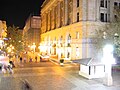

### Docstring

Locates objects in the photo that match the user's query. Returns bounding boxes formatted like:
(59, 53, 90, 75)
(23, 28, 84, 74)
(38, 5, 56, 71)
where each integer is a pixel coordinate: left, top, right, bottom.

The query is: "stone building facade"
(40, 0, 120, 60)
(23, 15, 41, 52)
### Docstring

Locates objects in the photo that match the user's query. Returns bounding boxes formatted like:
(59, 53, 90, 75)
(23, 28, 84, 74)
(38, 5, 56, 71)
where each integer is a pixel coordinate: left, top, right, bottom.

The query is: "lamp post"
(102, 44, 115, 86)
(101, 32, 118, 86)
(114, 33, 119, 55)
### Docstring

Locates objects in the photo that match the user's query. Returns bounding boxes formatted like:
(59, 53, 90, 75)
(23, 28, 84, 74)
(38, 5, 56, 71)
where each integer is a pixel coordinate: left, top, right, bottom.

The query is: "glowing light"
(7, 45, 14, 53)
(101, 44, 116, 64)
(39, 45, 47, 53)
(31, 43, 36, 52)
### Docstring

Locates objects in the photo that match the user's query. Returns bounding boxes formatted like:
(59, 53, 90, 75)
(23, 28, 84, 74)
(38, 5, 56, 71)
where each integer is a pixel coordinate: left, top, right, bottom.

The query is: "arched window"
(60, 36, 63, 47)
(100, 0, 104, 7)
(67, 34, 71, 47)
(76, 32, 79, 39)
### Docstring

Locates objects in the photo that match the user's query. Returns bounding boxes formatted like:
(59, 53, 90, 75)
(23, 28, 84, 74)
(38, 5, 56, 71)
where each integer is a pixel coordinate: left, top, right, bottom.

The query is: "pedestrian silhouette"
(20, 57, 22, 63)
(29, 57, 32, 62)
(35, 56, 37, 62)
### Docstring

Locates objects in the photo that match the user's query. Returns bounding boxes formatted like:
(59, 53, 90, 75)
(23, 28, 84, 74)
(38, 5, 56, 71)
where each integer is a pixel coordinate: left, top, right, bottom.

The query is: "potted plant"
(60, 58, 64, 66)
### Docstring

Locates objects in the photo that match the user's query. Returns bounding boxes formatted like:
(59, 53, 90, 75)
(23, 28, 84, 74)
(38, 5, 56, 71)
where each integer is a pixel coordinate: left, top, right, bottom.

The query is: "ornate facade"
(40, 0, 120, 60)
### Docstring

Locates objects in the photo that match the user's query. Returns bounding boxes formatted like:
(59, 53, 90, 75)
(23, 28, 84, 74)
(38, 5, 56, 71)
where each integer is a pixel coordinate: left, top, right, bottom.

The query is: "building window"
(68, 18, 71, 25)
(100, 0, 104, 7)
(54, 6, 57, 29)
(67, 34, 71, 47)
(119, 3, 120, 9)
(76, 32, 79, 39)
(76, 47, 80, 57)
(67, 52, 70, 58)
(114, 15, 118, 21)
(114, 2, 118, 6)
(77, 12, 79, 22)
(49, 11, 51, 30)
(46, 13, 48, 32)
(114, 2, 118, 9)
(60, 36, 62, 42)
(77, 0, 79, 7)
(60, 1, 64, 27)
(67, 0, 72, 25)
(105, 14, 107, 22)
(100, 13, 104, 22)
(105, 0, 107, 8)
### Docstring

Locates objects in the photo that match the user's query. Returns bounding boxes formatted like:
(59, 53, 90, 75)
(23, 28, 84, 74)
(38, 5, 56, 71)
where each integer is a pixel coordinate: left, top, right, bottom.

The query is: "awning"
(72, 58, 104, 66)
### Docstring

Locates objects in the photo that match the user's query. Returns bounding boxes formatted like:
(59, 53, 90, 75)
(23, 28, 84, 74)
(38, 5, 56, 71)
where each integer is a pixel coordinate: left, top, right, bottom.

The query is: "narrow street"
(0, 61, 120, 90)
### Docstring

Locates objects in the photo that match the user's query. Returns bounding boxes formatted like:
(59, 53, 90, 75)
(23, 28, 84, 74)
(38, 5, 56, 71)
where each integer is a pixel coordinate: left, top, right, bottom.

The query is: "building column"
(64, 0, 68, 25)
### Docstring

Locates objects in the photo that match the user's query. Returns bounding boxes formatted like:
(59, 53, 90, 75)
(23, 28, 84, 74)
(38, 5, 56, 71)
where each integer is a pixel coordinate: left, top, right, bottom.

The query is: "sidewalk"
(49, 55, 120, 89)
(50, 55, 72, 64)
(12, 55, 120, 90)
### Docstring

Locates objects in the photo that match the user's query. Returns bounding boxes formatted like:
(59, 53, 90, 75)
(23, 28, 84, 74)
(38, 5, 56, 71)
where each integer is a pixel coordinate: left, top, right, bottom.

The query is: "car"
(40, 55, 49, 62)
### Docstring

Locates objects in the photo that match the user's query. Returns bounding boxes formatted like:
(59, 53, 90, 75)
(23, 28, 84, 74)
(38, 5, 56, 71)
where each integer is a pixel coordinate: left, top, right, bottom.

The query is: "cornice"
(41, 0, 62, 14)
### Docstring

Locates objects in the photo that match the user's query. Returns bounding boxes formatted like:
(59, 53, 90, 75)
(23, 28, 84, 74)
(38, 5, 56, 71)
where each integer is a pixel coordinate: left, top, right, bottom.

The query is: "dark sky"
(0, 0, 45, 29)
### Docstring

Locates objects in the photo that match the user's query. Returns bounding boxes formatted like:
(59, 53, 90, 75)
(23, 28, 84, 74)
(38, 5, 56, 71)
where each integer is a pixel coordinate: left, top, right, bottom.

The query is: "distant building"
(0, 20, 7, 48)
(0, 20, 7, 39)
(40, 0, 120, 60)
(23, 15, 41, 52)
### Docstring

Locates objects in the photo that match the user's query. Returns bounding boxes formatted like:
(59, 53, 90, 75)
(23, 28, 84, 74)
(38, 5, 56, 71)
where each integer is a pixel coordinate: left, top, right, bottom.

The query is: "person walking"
(29, 57, 32, 62)
(23, 57, 27, 63)
(20, 57, 22, 63)
(35, 56, 37, 63)
(40, 56, 42, 62)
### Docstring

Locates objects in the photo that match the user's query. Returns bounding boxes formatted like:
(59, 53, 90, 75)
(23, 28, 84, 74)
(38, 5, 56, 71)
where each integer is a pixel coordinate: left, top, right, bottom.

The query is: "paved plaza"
(0, 61, 120, 90)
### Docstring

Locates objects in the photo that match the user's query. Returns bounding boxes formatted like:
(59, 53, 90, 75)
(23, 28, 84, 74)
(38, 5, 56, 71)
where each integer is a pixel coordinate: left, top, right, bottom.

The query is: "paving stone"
(0, 61, 120, 90)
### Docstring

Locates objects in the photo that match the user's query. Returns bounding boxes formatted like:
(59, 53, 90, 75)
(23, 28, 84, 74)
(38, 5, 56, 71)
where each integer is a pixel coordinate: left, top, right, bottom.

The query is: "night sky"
(0, 0, 45, 29)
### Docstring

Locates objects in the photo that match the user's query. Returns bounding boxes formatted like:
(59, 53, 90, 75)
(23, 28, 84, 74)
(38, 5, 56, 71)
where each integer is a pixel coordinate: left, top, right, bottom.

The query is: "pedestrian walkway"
(49, 55, 120, 90)
(1, 56, 119, 90)
(0, 60, 120, 90)
(50, 55, 73, 65)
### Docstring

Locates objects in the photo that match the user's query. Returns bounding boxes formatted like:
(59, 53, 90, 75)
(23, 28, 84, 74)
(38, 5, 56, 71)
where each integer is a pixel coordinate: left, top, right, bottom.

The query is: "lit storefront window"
(66, 34, 71, 59)
(67, 34, 71, 47)
(76, 47, 80, 58)
(76, 32, 79, 39)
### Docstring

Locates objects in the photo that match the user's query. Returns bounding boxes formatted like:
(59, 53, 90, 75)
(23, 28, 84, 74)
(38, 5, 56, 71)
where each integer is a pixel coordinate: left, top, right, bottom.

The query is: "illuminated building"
(23, 15, 41, 51)
(0, 20, 7, 48)
(0, 20, 7, 38)
(40, 0, 120, 61)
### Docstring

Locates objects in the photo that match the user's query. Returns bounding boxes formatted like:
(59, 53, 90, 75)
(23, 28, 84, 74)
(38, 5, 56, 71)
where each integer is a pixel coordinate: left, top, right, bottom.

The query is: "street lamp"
(114, 33, 119, 38)
(101, 32, 119, 86)
(31, 43, 36, 52)
(103, 32, 107, 39)
(114, 33, 119, 49)
(101, 44, 115, 86)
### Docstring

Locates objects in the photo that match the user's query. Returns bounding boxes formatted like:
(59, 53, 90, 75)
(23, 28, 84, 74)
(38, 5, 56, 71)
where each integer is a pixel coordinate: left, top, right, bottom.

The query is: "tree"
(22, 29, 33, 52)
(95, 7, 120, 57)
(6, 25, 24, 56)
